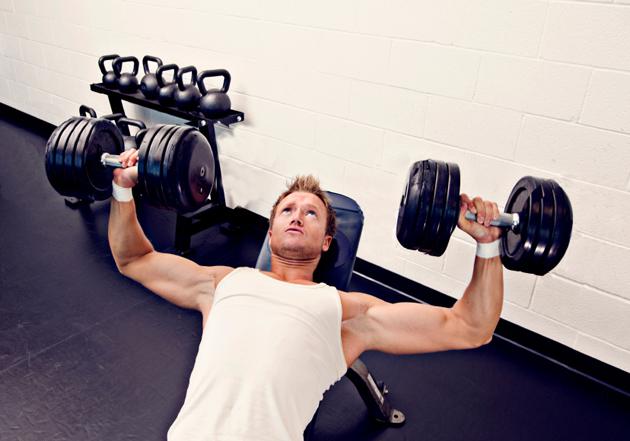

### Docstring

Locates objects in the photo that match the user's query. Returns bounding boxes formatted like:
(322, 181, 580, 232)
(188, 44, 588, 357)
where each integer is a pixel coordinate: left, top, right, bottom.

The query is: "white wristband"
(112, 181, 133, 202)
(476, 239, 501, 259)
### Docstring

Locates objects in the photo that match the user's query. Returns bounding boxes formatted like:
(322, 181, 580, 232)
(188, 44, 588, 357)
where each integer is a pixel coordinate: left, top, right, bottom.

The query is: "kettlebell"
(156, 63, 179, 107)
(113, 56, 140, 94)
(140, 55, 163, 100)
(175, 65, 202, 110)
(98, 54, 120, 89)
(198, 69, 232, 117)
(116, 117, 147, 151)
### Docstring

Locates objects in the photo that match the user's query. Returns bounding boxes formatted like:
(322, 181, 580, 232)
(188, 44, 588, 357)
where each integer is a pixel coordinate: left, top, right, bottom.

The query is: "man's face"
(269, 191, 332, 261)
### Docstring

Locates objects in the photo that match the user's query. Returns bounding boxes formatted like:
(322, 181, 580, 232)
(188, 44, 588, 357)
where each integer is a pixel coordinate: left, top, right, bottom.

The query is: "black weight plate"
(63, 118, 92, 198)
(53, 118, 82, 196)
(45, 117, 76, 195)
(172, 130, 215, 212)
(432, 161, 461, 257)
(162, 127, 191, 210)
(414, 160, 436, 251)
(137, 125, 166, 201)
(72, 118, 99, 193)
(396, 161, 423, 250)
(529, 179, 556, 275)
(77, 119, 124, 201)
(154, 125, 182, 208)
(542, 180, 573, 275)
(146, 125, 175, 207)
(419, 160, 449, 256)
(501, 176, 543, 273)
(146, 125, 178, 208)
(524, 180, 546, 272)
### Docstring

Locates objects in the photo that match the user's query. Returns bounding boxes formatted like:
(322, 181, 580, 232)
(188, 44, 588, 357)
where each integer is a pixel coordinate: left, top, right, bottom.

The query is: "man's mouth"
(286, 228, 303, 234)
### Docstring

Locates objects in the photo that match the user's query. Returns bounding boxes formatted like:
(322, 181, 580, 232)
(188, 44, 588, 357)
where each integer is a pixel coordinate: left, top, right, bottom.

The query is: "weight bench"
(255, 191, 405, 439)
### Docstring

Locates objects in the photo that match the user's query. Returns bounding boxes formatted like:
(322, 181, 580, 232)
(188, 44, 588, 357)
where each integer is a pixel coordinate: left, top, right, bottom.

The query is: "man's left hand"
(457, 194, 503, 244)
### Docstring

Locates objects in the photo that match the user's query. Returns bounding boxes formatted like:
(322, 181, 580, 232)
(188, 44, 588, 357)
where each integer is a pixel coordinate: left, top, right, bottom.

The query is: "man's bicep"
(121, 251, 231, 311)
(363, 301, 482, 355)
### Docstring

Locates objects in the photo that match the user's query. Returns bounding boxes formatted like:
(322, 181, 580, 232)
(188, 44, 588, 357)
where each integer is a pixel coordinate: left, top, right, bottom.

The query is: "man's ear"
(322, 235, 333, 252)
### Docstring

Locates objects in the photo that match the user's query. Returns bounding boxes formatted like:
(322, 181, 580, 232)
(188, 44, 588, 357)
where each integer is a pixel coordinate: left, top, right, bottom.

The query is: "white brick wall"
(2, 1, 630, 372)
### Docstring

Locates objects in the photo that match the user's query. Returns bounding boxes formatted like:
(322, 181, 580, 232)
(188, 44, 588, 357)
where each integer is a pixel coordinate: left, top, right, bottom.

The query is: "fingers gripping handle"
(464, 211, 520, 229)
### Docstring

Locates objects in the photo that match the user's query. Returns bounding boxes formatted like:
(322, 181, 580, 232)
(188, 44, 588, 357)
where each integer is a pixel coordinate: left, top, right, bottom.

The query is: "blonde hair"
(269, 175, 337, 238)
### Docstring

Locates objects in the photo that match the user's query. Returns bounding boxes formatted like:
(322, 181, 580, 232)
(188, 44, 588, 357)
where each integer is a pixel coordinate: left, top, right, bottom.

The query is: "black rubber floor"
(1, 110, 629, 441)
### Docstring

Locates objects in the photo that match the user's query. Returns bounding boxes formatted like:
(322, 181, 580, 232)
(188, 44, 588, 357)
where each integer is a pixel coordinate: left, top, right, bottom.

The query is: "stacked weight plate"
(45, 116, 124, 201)
(135, 125, 215, 212)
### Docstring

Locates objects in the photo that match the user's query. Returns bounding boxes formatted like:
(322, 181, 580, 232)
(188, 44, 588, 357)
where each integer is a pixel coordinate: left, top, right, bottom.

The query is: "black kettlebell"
(140, 55, 163, 100)
(156, 64, 179, 107)
(198, 69, 232, 117)
(98, 54, 120, 89)
(116, 117, 147, 151)
(175, 65, 202, 110)
(113, 56, 140, 94)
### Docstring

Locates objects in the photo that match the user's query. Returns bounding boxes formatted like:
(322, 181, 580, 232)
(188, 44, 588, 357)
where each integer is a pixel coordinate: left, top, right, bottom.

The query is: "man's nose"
(290, 212, 304, 225)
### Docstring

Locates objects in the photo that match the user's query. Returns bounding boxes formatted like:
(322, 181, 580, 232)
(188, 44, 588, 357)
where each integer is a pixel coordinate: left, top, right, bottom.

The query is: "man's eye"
(307, 210, 317, 216)
(282, 208, 291, 213)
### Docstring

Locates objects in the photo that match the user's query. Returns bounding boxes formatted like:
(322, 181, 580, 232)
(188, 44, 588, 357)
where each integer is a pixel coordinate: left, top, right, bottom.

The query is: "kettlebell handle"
(176, 65, 198, 91)
(79, 105, 97, 118)
(116, 117, 147, 133)
(197, 69, 231, 95)
(142, 55, 163, 74)
(98, 54, 119, 75)
(113, 56, 139, 77)
(78, 106, 124, 121)
(156, 64, 179, 88)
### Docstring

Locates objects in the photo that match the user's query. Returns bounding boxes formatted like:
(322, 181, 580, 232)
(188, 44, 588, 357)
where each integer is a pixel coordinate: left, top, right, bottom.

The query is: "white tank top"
(167, 267, 348, 441)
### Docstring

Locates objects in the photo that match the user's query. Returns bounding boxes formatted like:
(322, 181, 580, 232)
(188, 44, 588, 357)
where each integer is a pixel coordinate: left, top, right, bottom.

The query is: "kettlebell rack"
(90, 82, 245, 255)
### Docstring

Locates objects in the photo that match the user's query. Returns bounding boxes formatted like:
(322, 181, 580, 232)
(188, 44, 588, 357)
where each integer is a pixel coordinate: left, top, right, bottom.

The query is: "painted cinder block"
(558, 178, 630, 249)
(516, 116, 630, 190)
(574, 333, 630, 372)
(541, 2, 630, 71)
(348, 81, 427, 138)
(389, 40, 480, 100)
(315, 115, 384, 168)
(475, 55, 590, 121)
(425, 96, 521, 160)
(580, 70, 630, 134)
(555, 234, 630, 301)
(531, 275, 630, 351)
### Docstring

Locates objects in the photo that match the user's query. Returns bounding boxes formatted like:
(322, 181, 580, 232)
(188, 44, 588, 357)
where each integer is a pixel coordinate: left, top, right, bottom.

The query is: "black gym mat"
(1, 107, 629, 441)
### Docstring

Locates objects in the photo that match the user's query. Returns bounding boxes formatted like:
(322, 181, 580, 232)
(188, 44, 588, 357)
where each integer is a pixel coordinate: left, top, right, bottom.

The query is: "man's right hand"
(113, 149, 139, 188)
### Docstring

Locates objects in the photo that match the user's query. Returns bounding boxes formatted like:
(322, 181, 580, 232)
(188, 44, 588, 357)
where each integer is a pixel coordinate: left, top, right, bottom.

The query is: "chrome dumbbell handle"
(100, 153, 125, 169)
(464, 211, 520, 230)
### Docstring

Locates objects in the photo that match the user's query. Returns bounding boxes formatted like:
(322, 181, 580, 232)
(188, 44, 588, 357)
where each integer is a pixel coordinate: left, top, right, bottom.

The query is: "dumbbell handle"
(465, 211, 520, 229)
(101, 153, 127, 169)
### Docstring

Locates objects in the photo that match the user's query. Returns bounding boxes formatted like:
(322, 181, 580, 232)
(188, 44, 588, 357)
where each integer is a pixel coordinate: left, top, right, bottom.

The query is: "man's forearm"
(108, 199, 155, 270)
(452, 256, 504, 344)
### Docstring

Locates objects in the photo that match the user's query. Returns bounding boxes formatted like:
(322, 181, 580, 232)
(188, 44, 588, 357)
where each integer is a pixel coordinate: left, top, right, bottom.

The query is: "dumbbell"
(396, 159, 573, 276)
(44, 107, 215, 213)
